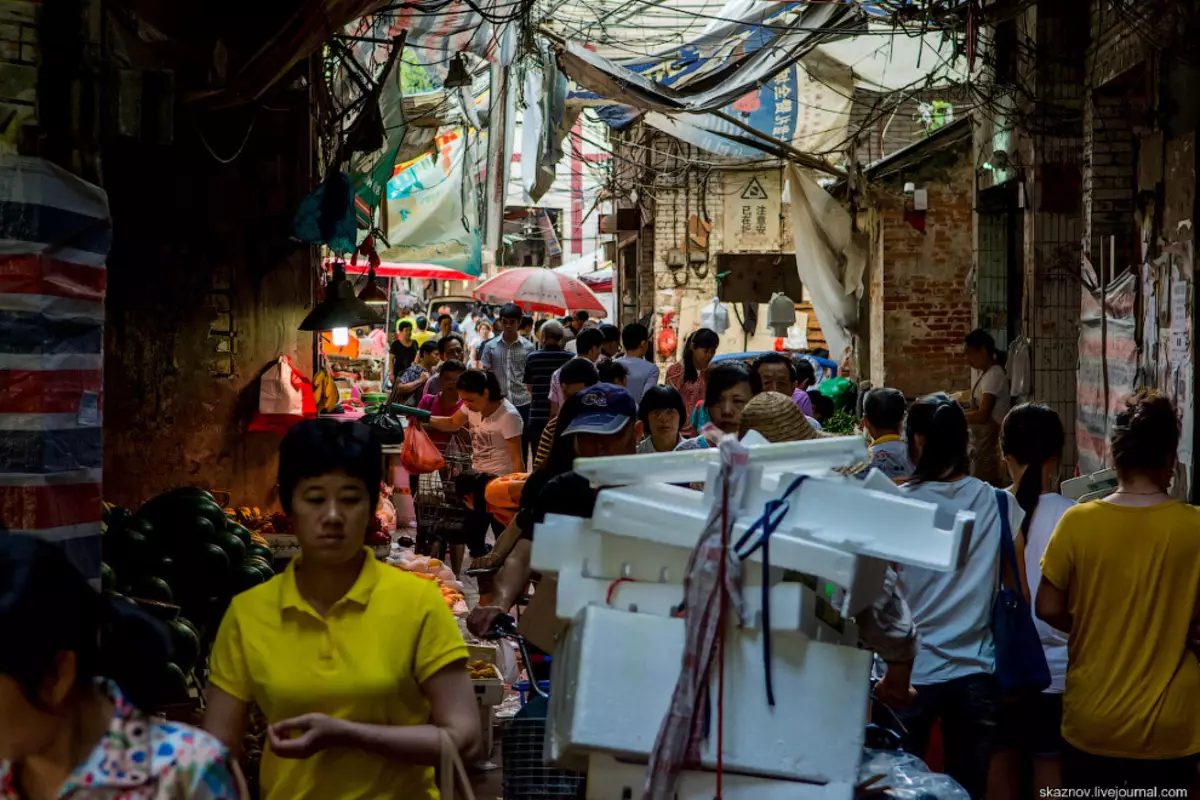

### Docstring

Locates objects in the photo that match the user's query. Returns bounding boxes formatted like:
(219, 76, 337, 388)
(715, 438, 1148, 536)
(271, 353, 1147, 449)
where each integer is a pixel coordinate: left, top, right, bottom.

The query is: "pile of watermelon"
(101, 488, 276, 702)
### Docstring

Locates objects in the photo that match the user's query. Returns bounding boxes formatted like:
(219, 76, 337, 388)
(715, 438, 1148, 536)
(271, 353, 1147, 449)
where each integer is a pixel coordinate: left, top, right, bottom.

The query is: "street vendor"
(961, 329, 1010, 486)
(203, 419, 480, 800)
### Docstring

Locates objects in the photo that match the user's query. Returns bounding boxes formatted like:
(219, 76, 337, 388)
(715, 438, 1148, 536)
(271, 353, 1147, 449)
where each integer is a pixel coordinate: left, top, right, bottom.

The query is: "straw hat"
(739, 392, 831, 443)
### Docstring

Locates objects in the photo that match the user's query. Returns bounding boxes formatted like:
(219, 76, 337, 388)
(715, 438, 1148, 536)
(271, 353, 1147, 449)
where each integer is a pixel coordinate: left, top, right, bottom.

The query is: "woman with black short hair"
(637, 385, 686, 453)
(204, 420, 479, 799)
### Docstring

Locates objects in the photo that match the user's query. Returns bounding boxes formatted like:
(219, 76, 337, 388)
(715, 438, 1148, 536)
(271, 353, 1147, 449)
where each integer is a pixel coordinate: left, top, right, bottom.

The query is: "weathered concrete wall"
(872, 143, 975, 397)
(101, 106, 313, 510)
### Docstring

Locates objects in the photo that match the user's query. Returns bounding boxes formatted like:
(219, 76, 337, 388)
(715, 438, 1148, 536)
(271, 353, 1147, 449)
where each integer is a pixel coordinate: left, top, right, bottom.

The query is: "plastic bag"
(258, 357, 303, 415)
(401, 422, 445, 474)
(699, 297, 729, 334)
(858, 749, 970, 800)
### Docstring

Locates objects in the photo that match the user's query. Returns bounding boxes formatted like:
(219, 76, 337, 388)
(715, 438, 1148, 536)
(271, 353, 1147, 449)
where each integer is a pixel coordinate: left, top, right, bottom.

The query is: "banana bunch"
(468, 660, 498, 680)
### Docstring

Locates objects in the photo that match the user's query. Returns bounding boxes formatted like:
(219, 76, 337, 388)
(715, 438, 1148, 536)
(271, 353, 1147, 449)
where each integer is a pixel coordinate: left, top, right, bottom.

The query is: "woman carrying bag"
(889, 394, 1025, 800)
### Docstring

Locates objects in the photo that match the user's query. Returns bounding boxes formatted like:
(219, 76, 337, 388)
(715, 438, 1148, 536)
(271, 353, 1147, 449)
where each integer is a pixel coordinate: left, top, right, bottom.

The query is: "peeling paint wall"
(101, 107, 314, 510)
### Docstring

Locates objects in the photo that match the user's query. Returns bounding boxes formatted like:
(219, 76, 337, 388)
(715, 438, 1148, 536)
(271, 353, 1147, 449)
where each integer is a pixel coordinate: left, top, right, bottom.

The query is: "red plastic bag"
(400, 422, 445, 474)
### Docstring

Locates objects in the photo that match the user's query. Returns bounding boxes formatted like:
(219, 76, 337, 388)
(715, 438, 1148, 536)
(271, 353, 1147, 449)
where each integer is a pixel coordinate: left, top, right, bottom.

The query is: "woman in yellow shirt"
(203, 420, 480, 799)
(1038, 390, 1200, 792)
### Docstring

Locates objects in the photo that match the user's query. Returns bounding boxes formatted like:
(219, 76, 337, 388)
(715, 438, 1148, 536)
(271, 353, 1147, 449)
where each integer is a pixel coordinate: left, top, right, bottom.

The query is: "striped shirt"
(533, 416, 559, 471)
(524, 347, 573, 423)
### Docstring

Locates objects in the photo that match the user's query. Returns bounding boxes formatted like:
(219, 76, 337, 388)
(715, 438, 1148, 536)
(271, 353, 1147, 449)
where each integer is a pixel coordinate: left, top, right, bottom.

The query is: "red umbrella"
(341, 261, 476, 281)
(471, 267, 607, 316)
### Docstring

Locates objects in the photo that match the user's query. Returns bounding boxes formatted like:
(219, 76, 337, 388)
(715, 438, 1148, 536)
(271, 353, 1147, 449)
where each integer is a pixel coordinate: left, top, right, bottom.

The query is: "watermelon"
(232, 564, 267, 594)
(212, 531, 246, 564)
(226, 521, 253, 548)
(134, 577, 174, 604)
(187, 516, 217, 543)
(100, 562, 117, 592)
(163, 662, 191, 703)
(246, 544, 273, 563)
(165, 619, 200, 671)
(242, 557, 275, 582)
(194, 542, 232, 580)
(106, 524, 156, 575)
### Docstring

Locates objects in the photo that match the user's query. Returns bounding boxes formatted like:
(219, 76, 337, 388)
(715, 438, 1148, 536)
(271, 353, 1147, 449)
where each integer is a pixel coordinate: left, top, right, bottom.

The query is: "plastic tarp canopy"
(554, 1, 858, 114)
(784, 163, 867, 363)
(378, 129, 483, 277)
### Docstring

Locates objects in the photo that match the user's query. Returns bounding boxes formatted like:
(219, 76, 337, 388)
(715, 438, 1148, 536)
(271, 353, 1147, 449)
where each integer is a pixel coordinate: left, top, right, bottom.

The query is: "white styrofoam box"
(582, 485, 889, 616)
(573, 436, 868, 488)
(557, 569, 825, 633)
(747, 473, 976, 573)
(549, 606, 871, 786)
(586, 754, 855, 800)
(533, 510, 782, 587)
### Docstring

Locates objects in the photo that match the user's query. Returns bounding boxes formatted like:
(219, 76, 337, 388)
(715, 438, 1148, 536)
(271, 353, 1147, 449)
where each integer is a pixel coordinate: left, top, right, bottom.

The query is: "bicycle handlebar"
(482, 613, 549, 700)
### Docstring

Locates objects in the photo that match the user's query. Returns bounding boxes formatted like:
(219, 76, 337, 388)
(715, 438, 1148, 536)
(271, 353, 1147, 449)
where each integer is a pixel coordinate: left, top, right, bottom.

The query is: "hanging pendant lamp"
(357, 267, 389, 305)
(299, 262, 382, 331)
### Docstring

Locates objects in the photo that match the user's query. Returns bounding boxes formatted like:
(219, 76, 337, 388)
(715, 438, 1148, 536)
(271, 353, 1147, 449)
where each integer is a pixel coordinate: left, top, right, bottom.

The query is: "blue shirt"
(616, 355, 660, 402)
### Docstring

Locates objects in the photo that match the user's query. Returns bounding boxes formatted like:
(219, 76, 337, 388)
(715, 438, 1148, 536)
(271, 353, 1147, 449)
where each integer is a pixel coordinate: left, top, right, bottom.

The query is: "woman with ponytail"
(0, 534, 240, 799)
(887, 393, 1024, 800)
(1037, 391, 1200, 791)
(990, 404, 1073, 798)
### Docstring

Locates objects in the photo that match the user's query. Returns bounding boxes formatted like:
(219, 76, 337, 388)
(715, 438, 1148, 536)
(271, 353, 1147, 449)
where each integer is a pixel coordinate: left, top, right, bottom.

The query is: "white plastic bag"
(258, 357, 303, 415)
(698, 297, 729, 334)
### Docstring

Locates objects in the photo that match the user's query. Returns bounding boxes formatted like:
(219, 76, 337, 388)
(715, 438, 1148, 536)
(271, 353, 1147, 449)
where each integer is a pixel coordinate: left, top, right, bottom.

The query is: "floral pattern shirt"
(0, 682, 238, 800)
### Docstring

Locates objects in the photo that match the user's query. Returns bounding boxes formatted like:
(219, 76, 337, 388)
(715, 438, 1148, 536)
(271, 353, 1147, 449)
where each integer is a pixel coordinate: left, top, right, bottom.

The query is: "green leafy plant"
(823, 408, 860, 436)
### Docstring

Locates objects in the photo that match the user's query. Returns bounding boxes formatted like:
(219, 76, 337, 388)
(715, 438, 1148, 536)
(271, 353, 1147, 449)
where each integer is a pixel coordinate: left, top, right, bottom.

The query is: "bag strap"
(993, 489, 1023, 595)
(438, 728, 476, 800)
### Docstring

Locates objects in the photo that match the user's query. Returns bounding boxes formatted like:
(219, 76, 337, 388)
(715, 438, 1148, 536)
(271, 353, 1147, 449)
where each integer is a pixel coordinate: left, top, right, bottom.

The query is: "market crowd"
(1, 316, 1198, 800)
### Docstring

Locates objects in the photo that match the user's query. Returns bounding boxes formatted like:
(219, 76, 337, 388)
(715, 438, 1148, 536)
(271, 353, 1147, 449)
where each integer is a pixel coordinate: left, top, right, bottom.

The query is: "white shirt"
(465, 399, 523, 474)
(973, 364, 1010, 427)
(898, 478, 1024, 685)
(1021, 492, 1074, 694)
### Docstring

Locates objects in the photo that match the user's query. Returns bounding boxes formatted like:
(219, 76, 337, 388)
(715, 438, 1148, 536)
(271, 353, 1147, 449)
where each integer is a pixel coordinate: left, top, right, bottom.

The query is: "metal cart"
(412, 426, 474, 560)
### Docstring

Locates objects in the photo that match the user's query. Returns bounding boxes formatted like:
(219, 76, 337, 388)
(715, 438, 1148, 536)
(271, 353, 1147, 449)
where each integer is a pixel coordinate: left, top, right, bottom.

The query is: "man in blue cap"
(466, 383, 642, 638)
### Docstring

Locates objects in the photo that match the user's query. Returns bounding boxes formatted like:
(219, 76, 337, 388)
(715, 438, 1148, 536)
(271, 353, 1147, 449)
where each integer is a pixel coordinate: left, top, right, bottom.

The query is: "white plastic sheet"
(784, 164, 866, 362)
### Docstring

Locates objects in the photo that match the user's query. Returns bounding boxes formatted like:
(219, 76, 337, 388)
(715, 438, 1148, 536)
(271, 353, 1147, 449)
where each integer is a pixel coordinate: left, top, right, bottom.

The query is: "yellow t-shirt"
(209, 549, 467, 799)
(1041, 499, 1200, 759)
(412, 329, 435, 347)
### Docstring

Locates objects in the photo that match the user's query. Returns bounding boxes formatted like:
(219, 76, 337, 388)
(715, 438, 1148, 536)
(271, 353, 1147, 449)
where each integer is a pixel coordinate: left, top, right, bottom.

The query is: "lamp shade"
(357, 268, 389, 305)
(299, 263, 382, 331)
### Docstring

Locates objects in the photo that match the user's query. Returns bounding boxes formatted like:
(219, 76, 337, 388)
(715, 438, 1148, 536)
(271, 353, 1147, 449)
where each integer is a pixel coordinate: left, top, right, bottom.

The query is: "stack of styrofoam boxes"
(529, 436, 976, 800)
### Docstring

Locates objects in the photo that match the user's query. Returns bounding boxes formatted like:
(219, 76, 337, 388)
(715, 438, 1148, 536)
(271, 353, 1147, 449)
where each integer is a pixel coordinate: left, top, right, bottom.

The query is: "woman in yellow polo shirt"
(203, 420, 480, 799)
(1038, 390, 1200, 792)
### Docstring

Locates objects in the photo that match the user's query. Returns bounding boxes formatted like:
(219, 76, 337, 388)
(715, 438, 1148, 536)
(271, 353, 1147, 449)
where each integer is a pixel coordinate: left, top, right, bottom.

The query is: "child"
(863, 387, 914, 479)
(597, 358, 629, 387)
(807, 390, 835, 429)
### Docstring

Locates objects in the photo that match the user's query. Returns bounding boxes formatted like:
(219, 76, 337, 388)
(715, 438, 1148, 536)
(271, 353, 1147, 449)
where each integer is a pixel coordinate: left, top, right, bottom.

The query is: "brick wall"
(872, 143, 975, 397)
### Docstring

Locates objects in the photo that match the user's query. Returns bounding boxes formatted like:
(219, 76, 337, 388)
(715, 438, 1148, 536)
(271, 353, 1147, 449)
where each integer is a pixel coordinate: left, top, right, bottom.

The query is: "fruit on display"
(102, 488, 281, 706)
(390, 554, 465, 610)
(468, 660, 499, 680)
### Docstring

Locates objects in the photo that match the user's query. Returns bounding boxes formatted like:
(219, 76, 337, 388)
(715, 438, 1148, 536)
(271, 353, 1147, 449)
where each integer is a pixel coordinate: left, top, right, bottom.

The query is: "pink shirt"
(419, 392, 464, 447)
(792, 387, 814, 416)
